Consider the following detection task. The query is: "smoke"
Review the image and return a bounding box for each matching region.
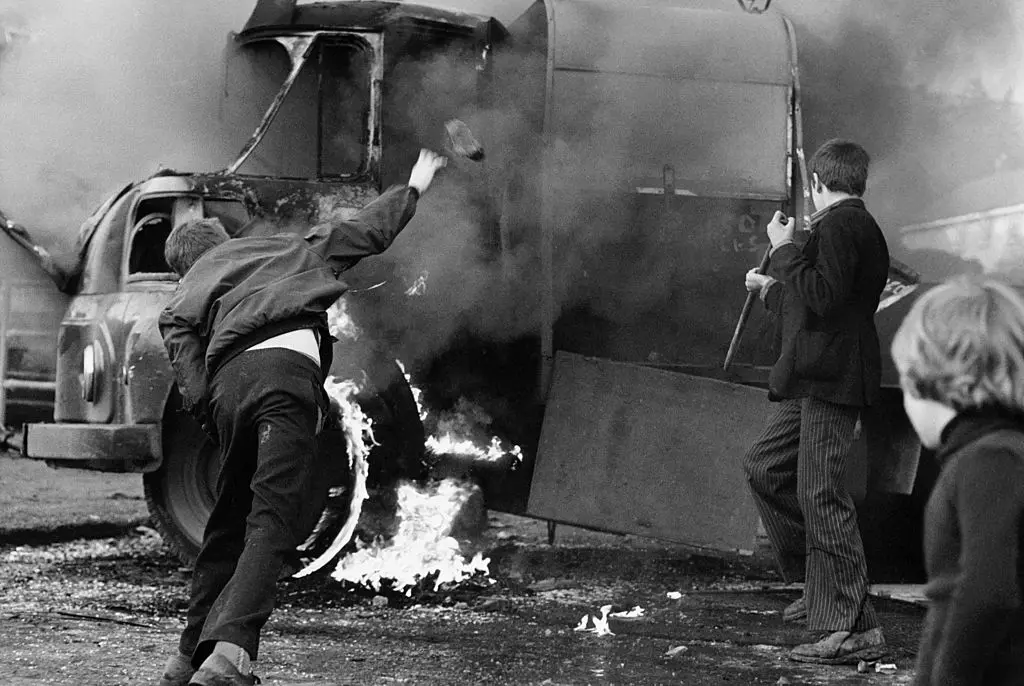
[780,0,1024,230]
[0,0,253,249]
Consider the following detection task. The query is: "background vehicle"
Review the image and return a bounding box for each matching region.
[2,0,923,574]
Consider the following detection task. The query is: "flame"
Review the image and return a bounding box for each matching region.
[327,298,360,341]
[396,362,522,465]
[425,434,523,464]
[396,360,428,422]
[330,479,490,593]
[293,375,376,578]
[404,270,428,296]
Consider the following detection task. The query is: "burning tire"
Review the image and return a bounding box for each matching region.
[144,363,427,567]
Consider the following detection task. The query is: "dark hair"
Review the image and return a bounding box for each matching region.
[165,217,229,276]
[810,139,870,196]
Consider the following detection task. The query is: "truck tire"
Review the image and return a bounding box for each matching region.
[143,401,219,564]
[144,364,427,567]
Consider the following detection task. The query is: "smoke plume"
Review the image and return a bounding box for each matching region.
[0,0,253,250]
[782,0,1024,228]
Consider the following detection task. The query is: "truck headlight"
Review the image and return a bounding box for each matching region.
[82,343,103,402]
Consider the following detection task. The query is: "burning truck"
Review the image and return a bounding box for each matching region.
[0,0,924,575]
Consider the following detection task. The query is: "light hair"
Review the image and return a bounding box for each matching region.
[164,217,229,276]
[891,275,1024,412]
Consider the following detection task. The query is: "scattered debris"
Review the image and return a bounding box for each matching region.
[476,598,513,613]
[664,645,689,657]
[738,608,778,615]
[775,678,791,685]
[528,578,578,592]
[666,591,683,600]
[857,660,898,674]
[609,605,645,619]
[134,525,161,540]
[573,605,614,636]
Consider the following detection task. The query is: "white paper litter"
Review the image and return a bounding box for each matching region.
[609,605,645,618]
[573,605,614,636]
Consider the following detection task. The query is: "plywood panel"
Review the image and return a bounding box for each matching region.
[528,351,767,552]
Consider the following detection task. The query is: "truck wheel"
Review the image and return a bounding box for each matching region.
[145,365,428,567]
[143,403,219,564]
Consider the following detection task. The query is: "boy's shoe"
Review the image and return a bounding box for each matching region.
[189,654,261,686]
[789,628,887,664]
[782,596,807,624]
[158,652,195,686]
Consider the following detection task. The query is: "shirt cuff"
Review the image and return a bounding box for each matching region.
[759,278,778,303]
[769,239,794,257]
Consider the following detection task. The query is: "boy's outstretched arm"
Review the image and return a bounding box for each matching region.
[305,149,448,272]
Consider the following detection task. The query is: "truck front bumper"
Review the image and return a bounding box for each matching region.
[22,422,161,473]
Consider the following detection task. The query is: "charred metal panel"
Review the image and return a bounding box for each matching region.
[550,2,790,85]
[542,3,792,198]
[859,391,921,495]
[190,174,379,226]
[549,72,789,197]
[874,283,929,389]
[77,191,133,296]
[242,1,502,38]
[0,230,68,426]
[54,295,126,423]
[550,195,781,371]
[527,351,765,552]
[121,291,177,426]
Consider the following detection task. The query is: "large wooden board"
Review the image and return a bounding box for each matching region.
[527,351,767,552]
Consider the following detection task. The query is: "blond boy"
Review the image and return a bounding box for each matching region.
[892,275,1024,685]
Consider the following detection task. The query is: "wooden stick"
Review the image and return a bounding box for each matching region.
[54,609,156,629]
[723,248,771,372]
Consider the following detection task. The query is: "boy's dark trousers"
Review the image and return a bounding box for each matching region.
[743,396,880,633]
[178,348,332,666]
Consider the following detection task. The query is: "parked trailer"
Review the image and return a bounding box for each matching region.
[2,0,922,571]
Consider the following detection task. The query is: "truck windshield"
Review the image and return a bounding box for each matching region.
[227,36,371,179]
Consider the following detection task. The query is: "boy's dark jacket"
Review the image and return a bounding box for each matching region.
[159,185,419,423]
[913,411,1024,685]
[762,198,890,407]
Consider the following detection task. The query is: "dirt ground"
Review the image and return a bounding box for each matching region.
[0,454,926,685]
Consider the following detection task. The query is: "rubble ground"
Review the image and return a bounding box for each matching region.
[0,454,925,685]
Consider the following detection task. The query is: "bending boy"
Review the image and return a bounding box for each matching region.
[157,149,447,686]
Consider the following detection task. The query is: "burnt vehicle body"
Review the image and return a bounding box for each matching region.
[2,0,924,570]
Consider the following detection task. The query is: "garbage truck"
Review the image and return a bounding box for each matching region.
[0,0,924,569]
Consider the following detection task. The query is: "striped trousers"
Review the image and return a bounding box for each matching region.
[743,396,879,632]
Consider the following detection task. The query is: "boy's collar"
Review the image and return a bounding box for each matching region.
[808,197,865,230]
